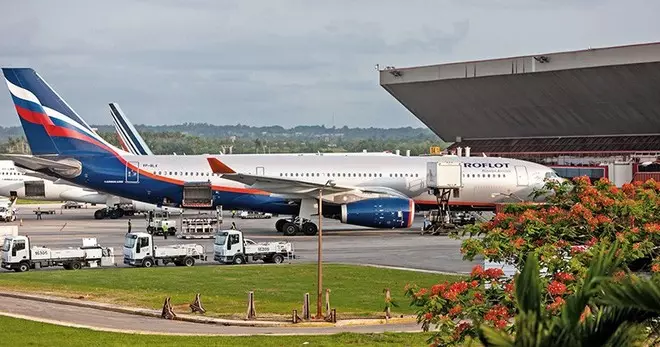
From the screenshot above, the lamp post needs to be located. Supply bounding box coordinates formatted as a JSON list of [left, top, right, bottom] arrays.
[[315, 187, 323, 319], [315, 180, 333, 319]]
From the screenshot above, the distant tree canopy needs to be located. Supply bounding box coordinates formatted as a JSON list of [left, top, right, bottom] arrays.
[[0, 124, 447, 156]]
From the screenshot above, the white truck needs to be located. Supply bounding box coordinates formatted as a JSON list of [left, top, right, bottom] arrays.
[[213, 229, 294, 265], [1, 236, 115, 272], [123, 232, 206, 268], [146, 211, 177, 236]]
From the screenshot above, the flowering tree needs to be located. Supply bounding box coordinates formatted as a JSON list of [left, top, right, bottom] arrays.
[[406, 177, 660, 346]]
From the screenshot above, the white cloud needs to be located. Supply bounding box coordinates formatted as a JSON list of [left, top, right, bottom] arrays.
[[0, 0, 658, 128]]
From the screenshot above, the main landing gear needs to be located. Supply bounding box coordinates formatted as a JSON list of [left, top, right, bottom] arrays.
[[93, 207, 135, 220], [275, 217, 318, 236]]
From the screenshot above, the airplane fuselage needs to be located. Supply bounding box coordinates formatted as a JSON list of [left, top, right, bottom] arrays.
[[63, 152, 555, 214]]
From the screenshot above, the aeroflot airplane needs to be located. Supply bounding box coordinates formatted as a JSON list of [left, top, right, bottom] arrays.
[[1, 68, 561, 235]]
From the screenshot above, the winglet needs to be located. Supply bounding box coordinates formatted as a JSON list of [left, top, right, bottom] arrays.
[[207, 158, 236, 174]]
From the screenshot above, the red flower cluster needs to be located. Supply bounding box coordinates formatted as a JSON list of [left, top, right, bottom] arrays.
[[547, 281, 567, 296], [448, 305, 463, 317], [414, 288, 428, 298], [484, 305, 509, 329], [554, 272, 575, 282], [644, 223, 660, 233], [570, 245, 588, 255], [484, 268, 505, 279], [546, 296, 565, 312], [439, 281, 470, 301], [652, 263, 660, 273], [470, 265, 484, 278], [431, 282, 448, 296], [453, 322, 472, 339]]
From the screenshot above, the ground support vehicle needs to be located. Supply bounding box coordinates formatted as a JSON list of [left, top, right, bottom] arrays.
[[1, 236, 115, 272], [213, 229, 294, 265], [123, 232, 206, 268], [177, 211, 221, 239], [146, 211, 177, 236]]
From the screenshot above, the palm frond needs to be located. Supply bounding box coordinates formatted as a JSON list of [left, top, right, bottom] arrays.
[[601, 277, 660, 314]]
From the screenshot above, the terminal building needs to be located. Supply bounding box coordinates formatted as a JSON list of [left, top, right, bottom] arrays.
[[379, 42, 660, 186]]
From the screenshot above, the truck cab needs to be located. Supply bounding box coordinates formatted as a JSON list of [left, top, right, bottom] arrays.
[[214, 230, 244, 264], [124, 232, 205, 268], [214, 230, 294, 265], [124, 232, 153, 266], [2, 235, 29, 271]]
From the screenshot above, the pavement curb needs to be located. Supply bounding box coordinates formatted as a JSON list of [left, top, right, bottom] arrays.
[[0, 291, 417, 328], [0, 291, 285, 327]]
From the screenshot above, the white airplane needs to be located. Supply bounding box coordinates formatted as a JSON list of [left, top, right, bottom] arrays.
[[1, 68, 562, 236]]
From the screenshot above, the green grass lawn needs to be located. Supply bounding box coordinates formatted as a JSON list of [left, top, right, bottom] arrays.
[[0, 315, 431, 347], [15, 199, 60, 205], [0, 264, 462, 319]]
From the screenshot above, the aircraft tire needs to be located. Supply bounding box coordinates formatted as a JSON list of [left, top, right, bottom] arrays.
[[94, 209, 106, 220], [282, 222, 299, 236], [302, 222, 318, 236], [275, 219, 287, 232]]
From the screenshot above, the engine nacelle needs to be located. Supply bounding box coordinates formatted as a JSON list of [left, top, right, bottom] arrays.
[[340, 197, 415, 229]]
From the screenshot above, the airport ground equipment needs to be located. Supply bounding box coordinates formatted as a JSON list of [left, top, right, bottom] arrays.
[[62, 201, 83, 209], [422, 161, 464, 235], [146, 210, 177, 236], [123, 232, 206, 267], [177, 209, 222, 239], [239, 211, 272, 219], [1, 236, 115, 272], [213, 229, 295, 265], [0, 206, 15, 222], [33, 208, 56, 215]]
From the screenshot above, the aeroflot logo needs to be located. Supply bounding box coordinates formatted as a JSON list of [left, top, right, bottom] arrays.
[[463, 163, 510, 168]]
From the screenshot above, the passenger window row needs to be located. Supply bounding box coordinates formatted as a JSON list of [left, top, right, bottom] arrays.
[[463, 173, 507, 178], [279, 173, 420, 178]]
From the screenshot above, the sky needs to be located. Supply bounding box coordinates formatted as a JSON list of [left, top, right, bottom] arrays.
[[0, 0, 659, 128]]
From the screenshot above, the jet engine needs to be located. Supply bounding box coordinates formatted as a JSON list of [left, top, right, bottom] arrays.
[[340, 197, 415, 229]]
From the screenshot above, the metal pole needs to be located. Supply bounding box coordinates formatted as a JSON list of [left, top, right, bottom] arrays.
[[316, 188, 323, 319]]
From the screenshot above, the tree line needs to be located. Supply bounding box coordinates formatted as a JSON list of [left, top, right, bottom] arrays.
[[0, 124, 447, 156]]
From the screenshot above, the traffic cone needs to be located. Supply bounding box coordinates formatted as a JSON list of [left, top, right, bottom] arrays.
[[189, 293, 206, 314], [161, 297, 176, 319]]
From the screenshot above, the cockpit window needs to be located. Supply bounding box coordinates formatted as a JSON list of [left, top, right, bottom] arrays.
[[545, 171, 560, 179]]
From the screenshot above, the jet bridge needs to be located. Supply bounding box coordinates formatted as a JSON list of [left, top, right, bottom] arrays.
[[423, 161, 464, 235]]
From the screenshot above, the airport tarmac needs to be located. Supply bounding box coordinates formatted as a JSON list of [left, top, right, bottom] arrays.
[[6, 203, 479, 273]]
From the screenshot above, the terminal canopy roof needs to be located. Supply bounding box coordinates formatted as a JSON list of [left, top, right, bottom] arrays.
[[380, 42, 660, 141]]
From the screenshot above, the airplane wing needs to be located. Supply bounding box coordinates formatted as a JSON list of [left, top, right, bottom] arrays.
[[207, 158, 409, 199], [0, 154, 80, 171]]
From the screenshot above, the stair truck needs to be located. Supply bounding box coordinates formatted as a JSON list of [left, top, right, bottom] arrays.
[[1, 236, 115, 272], [123, 232, 206, 268], [213, 229, 295, 265]]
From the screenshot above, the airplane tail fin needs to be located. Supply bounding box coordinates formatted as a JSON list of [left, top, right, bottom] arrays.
[[2, 68, 116, 156], [109, 103, 153, 155]]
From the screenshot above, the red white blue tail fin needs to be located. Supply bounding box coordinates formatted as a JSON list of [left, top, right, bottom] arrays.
[[2, 68, 122, 156]]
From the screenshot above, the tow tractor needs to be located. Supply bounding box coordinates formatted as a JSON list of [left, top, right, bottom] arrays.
[[123, 232, 206, 267], [213, 229, 294, 265], [1, 236, 115, 272], [146, 210, 177, 236]]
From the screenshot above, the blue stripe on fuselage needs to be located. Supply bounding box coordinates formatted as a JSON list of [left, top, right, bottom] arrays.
[[53, 141, 296, 214]]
